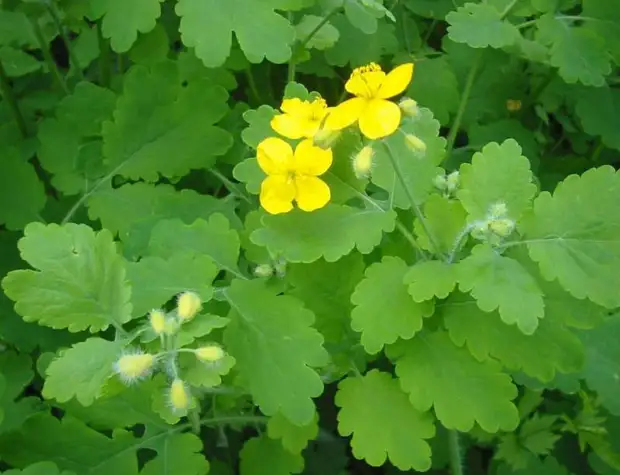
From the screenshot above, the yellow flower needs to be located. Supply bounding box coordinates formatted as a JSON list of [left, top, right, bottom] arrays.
[[325, 62, 414, 140], [257, 137, 332, 215], [271, 97, 330, 139]]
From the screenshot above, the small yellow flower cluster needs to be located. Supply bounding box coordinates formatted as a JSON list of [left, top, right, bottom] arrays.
[[113, 290, 229, 413], [257, 62, 416, 215]]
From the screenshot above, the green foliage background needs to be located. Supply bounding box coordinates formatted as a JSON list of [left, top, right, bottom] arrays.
[[0, 0, 620, 474]]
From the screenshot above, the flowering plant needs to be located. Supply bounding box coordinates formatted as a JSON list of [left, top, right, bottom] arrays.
[[1, 1, 620, 475]]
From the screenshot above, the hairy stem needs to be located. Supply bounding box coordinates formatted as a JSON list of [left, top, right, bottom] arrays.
[[382, 141, 441, 257], [448, 430, 465, 475], [32, 19, 69, 95], [0, 62, 28, 138], [47, 2, 85, 80]]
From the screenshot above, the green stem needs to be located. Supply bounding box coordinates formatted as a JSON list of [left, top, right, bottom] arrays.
[[590, 139, 604, 162], [382, 141, 440, 258], [47, 2, 85, 80], [189, 407, 201, 435], [244, 66, 262, 105], [32, 19, 69, 95], [445, 50, 482, 160], [448, 430, 465, 475], [198, 415, 269, 427], [208, 168, 253, 204], [97, 23, 111, 87], [287, 6, 341, 83], [422, 19, 438, 45], [0, 62, 28, 138]]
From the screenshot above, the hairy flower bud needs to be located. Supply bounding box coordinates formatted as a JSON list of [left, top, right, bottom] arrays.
[[254, 263, 274, 278], [149, 309, 167, 335], [169, 378, 190, 411], [313, 127, 341, 149], [404, 134, 427, 156], [433, 173, 447, 191], [446, 171, 460, 193], [115, 351, 155, 384], [399, 98, 419, 117], [488, 202, 508, 219], [195, 345, 225, 363], [177, 291, 202, 322], [489, 218, 515, 238], [352, 145, 374, 179]]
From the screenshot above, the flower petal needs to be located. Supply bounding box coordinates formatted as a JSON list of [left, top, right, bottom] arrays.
[[377, 63, 414, 99], [346, 71, 386, 98], [257, 137, 294, 175], [280, 97, 306, 114], [293, 139, 333, 176], [260, 175, 295, 214], [295, 176, 331, 212], [271, 114, 307, 139], [324, 97, 366, 131], [358, 99, 402, 140]]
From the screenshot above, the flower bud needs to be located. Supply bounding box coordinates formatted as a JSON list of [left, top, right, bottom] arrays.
[[254, 264, 274, 278], [433, 173, 447, 191], [169, 378, 190, 411], [399, 98, 419, 117], [488, 202, 508, 219], [404, 134, 426, 156], [149, 309, 167, 335], [446, 171, 460, 193], [506, 99, 522, 112], [177, 291, 202, 322], [352, 145, 374, 179], [470, 222, 489, 241], [313, 127, 341, 149], [195, 345, 225, 363], [115, 351, 155, 384], [489, 218, 515, 238]]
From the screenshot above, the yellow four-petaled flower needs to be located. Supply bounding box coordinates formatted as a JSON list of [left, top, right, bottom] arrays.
[[325, 62, 414, 140], [257, 137, 332, 215], [271, 97, 330, 139]]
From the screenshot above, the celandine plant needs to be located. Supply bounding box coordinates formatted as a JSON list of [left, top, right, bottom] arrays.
[[0, 1, 620, 475]]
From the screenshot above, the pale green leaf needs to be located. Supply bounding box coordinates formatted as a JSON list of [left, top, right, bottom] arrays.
[[42, 338, 121, 405], [240, 436, 303, 475], [250, 205, 397, 263], [414, 194, 468, 255], [391, 330, 519, 432], [295, 15, 339, 50], [335, 369, 434, 471], [447, 3, 519, 48], [267, 412, 319, 454], [2, 223, 132, 332], [405, 260, 458, 301], [351, 256, 433, 354], [223, 279, 328, 425]]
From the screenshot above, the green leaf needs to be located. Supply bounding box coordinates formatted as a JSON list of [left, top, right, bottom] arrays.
[[443, 292, 584, 382], [288, 253, 365, 343], [535, 14, 611, 86], [407, 57, 460, 125], [175, 314, 230, 347], [176, 0, 295, 67], [0, 46, 41, 77], [0, 148, 46, 230], [370, 110, 445, 210], [1, 461, 75, 475], [267, 412, 319, 454], [335, 369, 434, 471], [240, 105, 277, 149], [405, 260, 458, 301], [456, 244, 544, 335], [2, 223, 132, 332], [497, 414, 560, 467], [38, 82, 116, 195], [457, 139, 537, 221], [223, 279, 328, 425], [102, 61, 232, 181], [42, 338, 121, 406], [351, 256, 433, 355], [582, 0, 620, 64], [446, 3, 519, 48], [575, 86, 620, 151], [579, 317, 620, 416], [250, 205, 397, 263], [126, 252, 217, 317], [0, 11, 36, 47], [295, 15, 339, 50], [89, 0, 163, 52], [87, 183, 238, 259], [141, 432, 209, 475], [128, 23, 169, 65], [0, 351, 39, 435], [519, 166, 620, 308], [497, 456, 572, 475], [240, 436, 303, 475], [391, 331, 519, 432], [183, 352, 236, 388], [147, 214, 241, 277], [414, 194, 468, 255]]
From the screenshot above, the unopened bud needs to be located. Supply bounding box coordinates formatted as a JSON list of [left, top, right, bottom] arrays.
[[149, 309, 167, 335], [169, 378, 190, 411], [352, 145, 374, 179], [115, 351, 155, 384], [313, 127, 341, 149], [489, 218, 515, 237], [470, 222, 489, 241], [399, 98, 419, 117], [433, 174, 447, 191], [446, 171, 460, 192], [488, 202, 508, 219], [254, 264, 274, 278], [404, 134, 426, 156], [177, 291, 202, 322], [506, 99, 521, 112], [195, 345, 225, 363]]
